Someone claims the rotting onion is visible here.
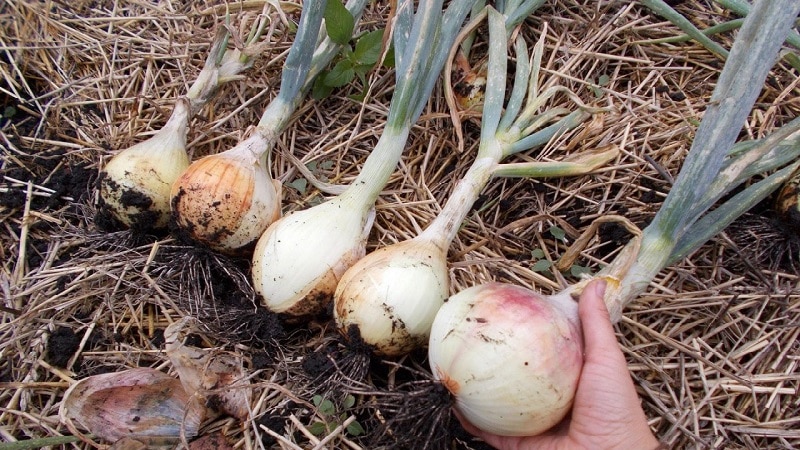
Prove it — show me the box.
[333,8,615,357]
[170,0,368,254]
[97,22,267,231]
[252,0,477,317]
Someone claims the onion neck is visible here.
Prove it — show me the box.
[419,137,505,248]
[419,157,497,249]
[596,228,673,322]
[339,125,411,211]
[162,98,191,138]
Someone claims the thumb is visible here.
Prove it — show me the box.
[578,279,622,358]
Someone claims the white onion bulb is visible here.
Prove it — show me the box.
[428,283,583,436]
[99,99,190,230]
[252,195,375,316]
[334,237,449,356]
[170,133,281,253]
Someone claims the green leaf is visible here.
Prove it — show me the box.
[3,106,16,118]
[383,45,395,68]
[348,89,368,102]
[312,395,324,407]
[288,178,308,194]
[549,226,566,241]
[570,265,594,277]
[308,194,325,206]
[531,259,552,272]
[346,420,365,436]
[354,29,384,65]
[324,60,355,87]
[354,65,369,86]
[319,160,334,170]
[598,74,610,86]
[343,394,356,409]
[308,421,327,436]
[530,248,545,259]
[312,75,335,99]
[319,399,336,416]
[324,0,355,45]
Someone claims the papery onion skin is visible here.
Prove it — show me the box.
[99,101,190,230]
[334,237,449,356]
[428,283,583,437]
[59,367,205,444]
[252,196,374,317]
[170,135,281,254]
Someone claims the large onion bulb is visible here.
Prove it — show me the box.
[334,237,448,356]
[170,132,281,253]
[98,99,190,230]
[428,283,583,436]
[252,195,375,317]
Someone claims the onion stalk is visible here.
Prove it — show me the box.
[252,0,477,317]
[446,0,546,149]
[333,10,617,357]
[426,0,800,439]
[170,0,368,253]
[98,18,269,231]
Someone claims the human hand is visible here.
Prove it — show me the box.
[457,279,660,450]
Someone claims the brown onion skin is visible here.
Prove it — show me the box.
[169,151,280,254]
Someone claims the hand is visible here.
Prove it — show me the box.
[457,279,660,450]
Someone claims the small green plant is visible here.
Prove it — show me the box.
[530,240,594,278]
[307,394,365,438]
[529,248,552,273]
[312,27,389,100]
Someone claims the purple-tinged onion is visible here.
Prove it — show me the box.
[428,282,583,436]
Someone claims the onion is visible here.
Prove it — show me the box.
[252,195,375,316]
[252,0,477,318]
[775,166,799,230]
[170,132,281,253]
[334,237,448,355]
[332,7,614,358]
[97,21,268,232]
[98,99,190,230]
[170,0,367,253]
[428,283,583,436]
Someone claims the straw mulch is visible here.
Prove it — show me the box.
[1,0,798,449]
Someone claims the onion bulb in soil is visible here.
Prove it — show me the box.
[334,237,448,356]
[170,132,281,253]
[428,282,583,436]
[98,99,190,230]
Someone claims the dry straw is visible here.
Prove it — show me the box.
[1,0,798,449]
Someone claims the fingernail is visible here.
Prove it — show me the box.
[593,279,607,298]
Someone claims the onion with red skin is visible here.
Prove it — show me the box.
[428,282,583,437]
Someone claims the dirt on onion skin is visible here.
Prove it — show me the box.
[168,187,258,254]
[95,171,166,234]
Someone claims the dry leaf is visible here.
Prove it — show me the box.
[165,317,252,419]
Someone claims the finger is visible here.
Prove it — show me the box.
[578,279,624,357]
